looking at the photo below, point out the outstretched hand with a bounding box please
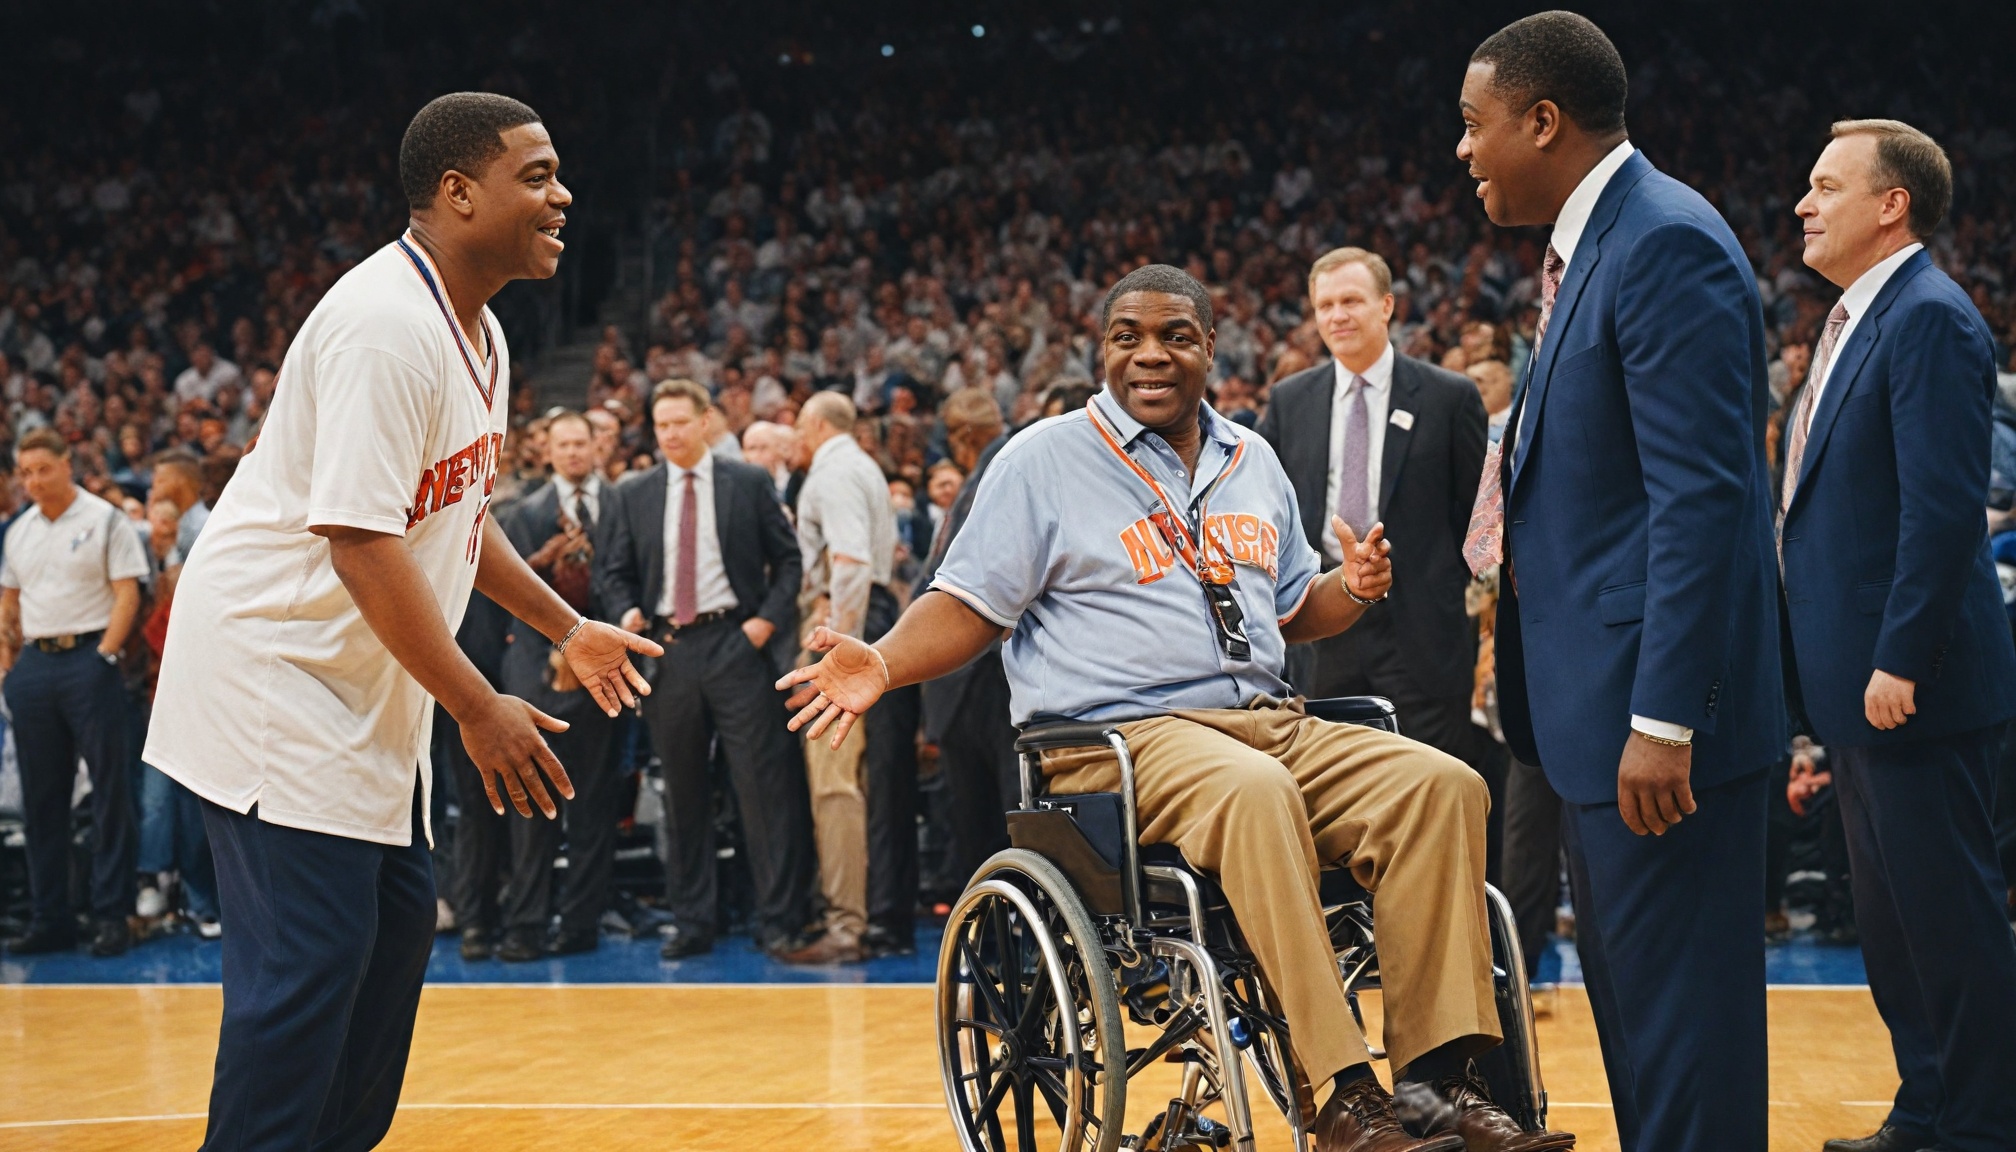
[561,620,664,717]
[775,626,891,748]
[462,693,574,819]
[1334,517,1393,602]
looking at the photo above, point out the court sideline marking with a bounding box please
[0,1099,1910,1129]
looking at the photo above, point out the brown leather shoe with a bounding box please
[1422,1075,1575,1151]
[772,930,862,965]
[1311,1077,1465,1152]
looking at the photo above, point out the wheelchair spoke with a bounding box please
[974,1065,1013,1132]
[1013,947,1054,1041]
[990,900,1026,1023]
[962,926,1016,1029]
[1025,1058,1074,1127]
[1013,1079,1038,1152]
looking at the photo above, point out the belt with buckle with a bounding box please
[656,609,736,642]
[32,630,106,654]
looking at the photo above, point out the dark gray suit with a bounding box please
[595,458,815,947]
[485,482,620,938]
[915,434,1020,887]
[1256,351,1489,752]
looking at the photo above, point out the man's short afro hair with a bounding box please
[399,92,542,213]
[1100,264,1215,332]
[1471,11,1628,138]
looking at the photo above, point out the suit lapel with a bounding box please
[1302,371,1335,538]
[1792,251,1930,503]
[1378,360,1421,516]
[637,464,668,604]
[711,461,735,560]
[1511,151,1655,490]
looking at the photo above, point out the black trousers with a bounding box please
[934,653,1021,889]
[863,586,919,939]
[1307,610,1505,884]
[1834,724,2016,1152]
[199,793,433,1152]
[1562,769,1769,1152]
[4,645,135,925]
[442,702,618,936]
[441,714,512,936]
[1499,753,1562,979]
[642,616,815,947]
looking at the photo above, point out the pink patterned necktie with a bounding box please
[1463,244,1564,577]
[1779,300,1851,519]
[673,470,699,625]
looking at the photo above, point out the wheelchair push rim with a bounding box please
[937,849,1127,1152]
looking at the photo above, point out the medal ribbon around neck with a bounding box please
[396,234,499,408]
[1087,402,1246,586]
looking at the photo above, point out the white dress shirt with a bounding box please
[1322,341,1395,563]
[655,454,739,618]
[1518,140,1696,743]
[550,472,603,526]
[1512,140,1636,454]
[1800,242,1924,434]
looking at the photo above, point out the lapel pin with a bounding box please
[1389,409,1415,431]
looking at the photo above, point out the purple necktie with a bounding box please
[1337,374,1372,537]
[673,471,698,625]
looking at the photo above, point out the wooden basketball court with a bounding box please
[0,982,1899,1150]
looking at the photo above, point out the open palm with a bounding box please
[561,620,664,716]
[776,626,890,746]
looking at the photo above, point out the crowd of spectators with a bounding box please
[4,0,2015,953]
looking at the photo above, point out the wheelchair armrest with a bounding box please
[1013,721,1123,754]
[1304,695,1399,732]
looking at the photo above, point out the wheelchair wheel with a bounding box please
[938,848,1127,1152]
[1473,884,1547,1131]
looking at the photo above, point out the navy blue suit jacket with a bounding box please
[1780,249,2016,747]
[1499,151,1786,805]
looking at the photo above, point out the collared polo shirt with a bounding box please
[0,489,150,638]
[799,433,898,586]
[931,387,1321,725]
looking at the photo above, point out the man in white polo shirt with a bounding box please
[0,429,148,959]
[144,93,660,1152]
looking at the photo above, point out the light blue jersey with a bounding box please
[931,388,1322,725]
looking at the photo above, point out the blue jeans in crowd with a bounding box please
[138,760,217,919]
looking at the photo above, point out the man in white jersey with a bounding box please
[145,93,661,1151]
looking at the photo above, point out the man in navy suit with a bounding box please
[1782,121,2016,1152]
[1457,14,1784,1151]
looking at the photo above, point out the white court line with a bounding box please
[0,1102,942,1129]
[1,982,938,991]
[0,981,1873,991]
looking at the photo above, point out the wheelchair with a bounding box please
[935,697,1546,1152]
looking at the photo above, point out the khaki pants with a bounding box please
[804,722,868,943]
[1043,698,1499,1084]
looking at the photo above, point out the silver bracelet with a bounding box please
[1340,566,1386,606]
[555,616,590,653]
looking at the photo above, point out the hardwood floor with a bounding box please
[0,984,1899,1150]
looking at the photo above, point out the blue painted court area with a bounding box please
[5,927,1865,986]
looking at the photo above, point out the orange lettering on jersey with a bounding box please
[402,433,504,547]
[1119,519,1174,585]
[1199,512,1280,580]
[443,445,474,505]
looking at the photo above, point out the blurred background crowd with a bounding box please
[2,0,2012,962]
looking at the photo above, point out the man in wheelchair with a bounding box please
[782,265,1572,1152]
